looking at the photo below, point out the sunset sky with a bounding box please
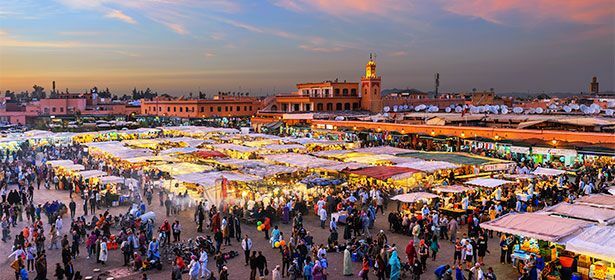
[0,0,613,96]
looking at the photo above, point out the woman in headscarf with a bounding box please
[312,260,325,280]
[343,247,353,276]
[405,240,416,265]
[389,250,401,280]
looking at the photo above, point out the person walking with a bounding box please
[430,236,440,261]
[241,235,252,266]
[172,220,182,243]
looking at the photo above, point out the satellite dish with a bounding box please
[445,107,452,113]
[605,109,614,116]
[393,105,398,112]
[535,107,544,114]
[548,104,557,110]
[570,104,580,110]
[513,107,524,114]
[607,101,615,108]
[334,116,345,121]
[455,106,462,112]
[383,106,390,112]
[563,106,572,113]
[501,108,509,114]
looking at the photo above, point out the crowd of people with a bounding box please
[0,134,612,280]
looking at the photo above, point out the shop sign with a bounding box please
[533,147,577,157]
[510,146,530,154]
[482,162,516,172]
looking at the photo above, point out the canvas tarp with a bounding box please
[544,203,615,225]
[173,171,261,187]
[432,185,473,193]
[396,160,459,173]
[99,176,125,184]
[264,153,338,169]
[465,178,513,188]
[354,146,417,155]
[391,192,439,203]
[78,170,107,179]
[317,162,369,172]
[479,213,591,243]
[46,160,74,167]
[348,166,421,181]
[532,167,567,177]
[575,194,615,210]
[565,226,615,262]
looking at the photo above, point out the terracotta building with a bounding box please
[140,95,262,118]
[262,56,383,113]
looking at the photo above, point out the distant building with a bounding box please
[590,76,599,94]
[140,94,262,118]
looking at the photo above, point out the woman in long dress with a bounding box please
[343,247,353,276]
[389,250,401,280]
[99,238,108,265]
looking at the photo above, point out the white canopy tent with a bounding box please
[544,203,615,225]
[354,146,417,155]
[99,176,125,184]
[465,178,513,188]
[565,226,615,262]
[46,160,74,167]
[396,161,459,173]
[173,171,261,188]
[78,170,107,179]
[63,164,85,171]
[575,194,615,210]
[391,192,439,203]
[532,167,567,177]
[263,153,338,169]
[479,213,591,243]
[159,147,198,155]
[317,162,369,172]
[432,185,474,193]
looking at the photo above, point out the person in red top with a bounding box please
[175,254,186,271]
[159,220,171,245]
[405,240,417,265]
[263,217,271,240]
[360,257,369,280]
[211,212,221,233]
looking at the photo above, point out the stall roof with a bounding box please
[465,178,513,188]
[544,203,615,225]
[565,226,615,262]
[532,167,567,177]
[432,185,473,193]
[391,192,439,203]
[216,159,297,177]
[46,160,74,167]
[159,147,198,155]
[192,150,227,159]
[78,170,107,179]
[63,164,85,171]
[261,144,306,152]
[397,152,498,166]
[575,194,615,210]
[99,176,125,184]
[346,154,398,165]
[263,153,339,169]
[211,143,258,153]
[154,162,213,175]
[173,171,260,187]
[317,162,369,172]
[480,213,592,243]
[396,160,459,173]
[348,166,421,181]
[353,146,418,155]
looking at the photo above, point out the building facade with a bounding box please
[140,95,262,118]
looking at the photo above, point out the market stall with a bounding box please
[575,194,615,210]
[391,192,438,203]
[346,166,423,190]
[565,226,615,279]
[465,178,514,188]
[544,203,615,225]
[396,160,459,173]
[532,167,567,177]
[263,153,339,169]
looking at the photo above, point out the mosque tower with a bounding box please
[360,53,383,112]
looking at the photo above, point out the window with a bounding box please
[186,107,189,112]
[249,106,252,111]
[210,107,213,112]
[324,89,330,96]
[52,107,56,113]
[217,107,222,112]
[293,104,300,111]
[326,103,333,110]
[344,103,350,110]
[225,106,228,112]
[179,107,183,112]
[244,106,247,111]
[60,107,64,112]
[336,103,342,110]
[351,89,357,96]
[237,106,241,111]
[167,107,170,112]
[305,104,311,111]
[353,103,359,110]
[334,89,340,96]
[316,103,323,111]
[173,107,177,112]
[342,89,348,96]
[200,107,204,112]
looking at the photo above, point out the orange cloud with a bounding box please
[105,9,137,24]
[444,0,614,25]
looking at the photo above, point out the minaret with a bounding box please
[589,76,599,94]
[360,53,383,112]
